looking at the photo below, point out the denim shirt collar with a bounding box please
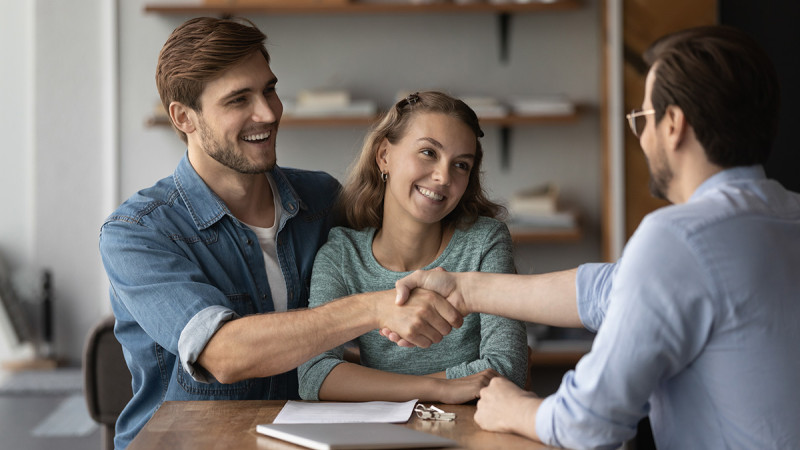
[173,153,304,231]
[690,164,766,203]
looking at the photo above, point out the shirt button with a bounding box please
[246,239,253,245]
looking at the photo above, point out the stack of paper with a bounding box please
[461,96,508,119]
[509,183,558,215]
[284,89,377,118]
[511,95,575,116]
[508,183,576,228]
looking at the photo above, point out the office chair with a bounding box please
[82,315,132,450]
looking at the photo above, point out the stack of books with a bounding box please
[461,96,508,119]
[511,95,575,117]
[507,183,576,228]
[284,89,377,119]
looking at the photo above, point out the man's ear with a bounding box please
[169,101,196,135]
[664,105,688,151]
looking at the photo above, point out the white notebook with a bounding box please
[255,422,458,450]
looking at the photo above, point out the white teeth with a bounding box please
[242,131,270,141]
[418,186,444,201]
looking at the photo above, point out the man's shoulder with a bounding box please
[104,174,179,226]
[643,178,799,238]
[277,167,340,190]
[275,166,340,208]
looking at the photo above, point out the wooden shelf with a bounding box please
[144,1,581,16]
[529,339,592,366]
[509,225,582,243]
[146,110,580,128]
[147,114,379,127]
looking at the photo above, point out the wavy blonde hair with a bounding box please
[336,91,505,230]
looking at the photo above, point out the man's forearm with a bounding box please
[462,268,582,328]
[199,292,380,383]
[199,287,460,383]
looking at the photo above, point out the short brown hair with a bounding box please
[337,91,505,230]
[644,25,780,167]
[155,17,270,143]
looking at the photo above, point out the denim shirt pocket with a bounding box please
[227,292,257,316]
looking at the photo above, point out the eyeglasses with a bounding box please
[625,109,655,138]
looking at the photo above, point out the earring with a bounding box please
[381,172,388,183]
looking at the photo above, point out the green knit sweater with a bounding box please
[298,216,528,400]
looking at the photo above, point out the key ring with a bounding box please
[414,404,456,421]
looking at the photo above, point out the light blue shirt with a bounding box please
[536,166,800,449]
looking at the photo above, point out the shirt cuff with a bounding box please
[535,394,559,447]
[178,305,239,383]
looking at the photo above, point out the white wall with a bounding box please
[0,0,113,364]
[1,0,606,364]
[0,0,34,362]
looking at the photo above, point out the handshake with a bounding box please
[378,268,471,349]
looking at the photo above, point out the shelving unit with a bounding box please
[144,1,581,16]
[146,109,580,128]
[143,1,594,247]
[147,112,584,242]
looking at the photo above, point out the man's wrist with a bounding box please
[516,394,543,442]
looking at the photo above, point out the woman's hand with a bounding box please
[433,369,500,404]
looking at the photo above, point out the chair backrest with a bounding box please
[83,315,132,450]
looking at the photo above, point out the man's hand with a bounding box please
[374,287,463,348]
[383,268,468,347]
[395,267,467,312]
[474,377,542,441]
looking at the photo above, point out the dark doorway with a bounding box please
[720,1,800,192]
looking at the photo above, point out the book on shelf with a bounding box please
[461,96,508,119]
[511,94,575,116]
[284,100,377,118]
[284,88,377,119]
[509,182,559,215]
[507,211,577,229]
[507,183,576,229]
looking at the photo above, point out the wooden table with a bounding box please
[128,400,554,449]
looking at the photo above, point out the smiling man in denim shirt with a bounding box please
[392,26,800,449]
[99,17,462,449]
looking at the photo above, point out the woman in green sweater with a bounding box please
[298,91,528,404]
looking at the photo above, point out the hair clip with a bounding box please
[405,92,420,105]
[414,404,456,421]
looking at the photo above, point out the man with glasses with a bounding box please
[389,25,800,449]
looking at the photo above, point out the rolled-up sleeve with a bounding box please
[178,305,239,383]
[575,262,617,332]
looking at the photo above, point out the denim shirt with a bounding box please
[99,155,339,449]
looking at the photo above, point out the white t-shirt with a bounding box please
[244,174,288,312]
